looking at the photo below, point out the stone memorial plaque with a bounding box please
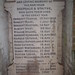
[5,0,65,75]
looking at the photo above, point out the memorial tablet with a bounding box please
[5,0,65,75]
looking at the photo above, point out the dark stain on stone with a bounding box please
[19,58,39,75]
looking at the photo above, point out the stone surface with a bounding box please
[5,0,65,75]
[0,0,9,75]
[63,0,73,75]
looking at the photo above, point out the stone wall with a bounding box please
[0,0,73,75]
[63,0,73,75]
[0,0,9,75]
[73,0,75,75]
